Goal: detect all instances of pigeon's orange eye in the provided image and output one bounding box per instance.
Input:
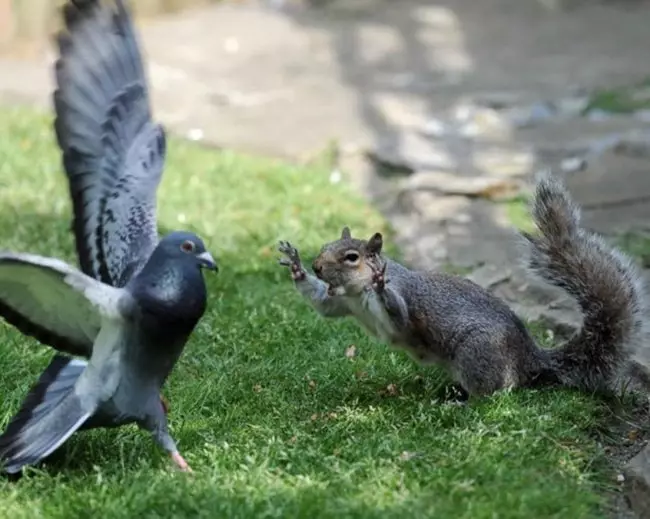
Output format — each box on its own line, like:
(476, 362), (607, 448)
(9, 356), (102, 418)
(180, 240), (195, 253)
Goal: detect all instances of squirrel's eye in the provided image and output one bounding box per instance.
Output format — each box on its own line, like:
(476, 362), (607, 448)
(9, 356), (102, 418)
(344, 252), (359, 263)
(180, 240), (196, 253)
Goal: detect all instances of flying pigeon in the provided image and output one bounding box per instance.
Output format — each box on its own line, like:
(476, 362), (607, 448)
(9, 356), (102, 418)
(0, 0), (217, 474)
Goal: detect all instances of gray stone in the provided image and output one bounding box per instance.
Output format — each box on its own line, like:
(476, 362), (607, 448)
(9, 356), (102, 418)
(506, 102), (557, 129)
(585, 108), (613, 122)
(467, 264), (512, 289)
(555, 96), (590, 118)
(623, 444), (650, 519)
(633, 109), (650, 123)
(564, 152), (650, 234)
(400, 171), (523, 200)
(559, 156), (587, 173)
(615, 131), (650, 158)
(367, 131), (457, 173)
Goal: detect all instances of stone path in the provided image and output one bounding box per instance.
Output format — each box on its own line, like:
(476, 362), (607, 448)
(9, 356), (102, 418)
(3, 0), (650, 515)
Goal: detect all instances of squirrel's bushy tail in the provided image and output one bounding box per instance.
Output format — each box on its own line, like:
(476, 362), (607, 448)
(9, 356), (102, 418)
(522, 171), (647, 391)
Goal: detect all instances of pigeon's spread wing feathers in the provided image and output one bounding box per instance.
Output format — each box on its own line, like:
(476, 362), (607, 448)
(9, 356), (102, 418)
(54, 0), (163, 287)
(0, 252), (125, 357)
(0, 355), (89, 473)
(0, 355), (85, 438)
(0, 383), (94, 474)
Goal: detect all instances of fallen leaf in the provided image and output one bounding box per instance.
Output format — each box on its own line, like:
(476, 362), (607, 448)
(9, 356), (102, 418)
(355, 371), (368, 379)
(288, 436), (297, 444)
(328, 412), (338, 420)
(628, 429), (639, 441)
(386, 383), (398, 396)
(333, 448), (341, 456)
(310, 413), (319, 421)
(345, 345), (357, 359)
(399, 451), (418, 461)
(308, 380), (316, 390)
(253, 384), (262, 393)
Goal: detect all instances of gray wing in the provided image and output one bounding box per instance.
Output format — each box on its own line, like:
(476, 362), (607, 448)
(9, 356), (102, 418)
(0, 356), (91, 473)
(0, 350), (122, 474)
(0, 251), (126, 358)
(0, 253), (128, 473)
(53, 0), (164, 288)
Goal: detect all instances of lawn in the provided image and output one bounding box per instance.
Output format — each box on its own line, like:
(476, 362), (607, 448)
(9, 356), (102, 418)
(0, 106), (627, 518)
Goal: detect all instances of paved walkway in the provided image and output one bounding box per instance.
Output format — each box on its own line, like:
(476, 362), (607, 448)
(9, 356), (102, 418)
(3, 0), (650, 264)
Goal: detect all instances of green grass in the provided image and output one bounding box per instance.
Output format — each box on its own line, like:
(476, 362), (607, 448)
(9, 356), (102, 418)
(0, 106), (623, 518)
(502, 194), (535, 234)
(585, 77), (650, 114)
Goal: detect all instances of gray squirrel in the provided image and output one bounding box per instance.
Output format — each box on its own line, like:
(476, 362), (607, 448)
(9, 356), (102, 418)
(277, 171), (649, 397)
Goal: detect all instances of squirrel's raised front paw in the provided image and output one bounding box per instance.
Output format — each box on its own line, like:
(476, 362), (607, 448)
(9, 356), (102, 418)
(278, 240), (306, 281)
(370, 258), (388, 293)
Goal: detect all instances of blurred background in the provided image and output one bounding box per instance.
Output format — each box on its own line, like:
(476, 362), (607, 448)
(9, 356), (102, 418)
(2, 0), (650, 337)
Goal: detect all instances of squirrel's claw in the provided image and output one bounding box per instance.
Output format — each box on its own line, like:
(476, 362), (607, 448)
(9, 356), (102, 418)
(278, 240), (306, 281)
(370, 258), (388, 293)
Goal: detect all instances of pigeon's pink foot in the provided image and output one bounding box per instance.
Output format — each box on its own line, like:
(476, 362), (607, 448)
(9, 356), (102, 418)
(171, 451), (192, 472)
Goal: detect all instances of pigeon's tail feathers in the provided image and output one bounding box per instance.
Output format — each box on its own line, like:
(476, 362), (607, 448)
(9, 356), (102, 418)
(0, 355), (86, 445)
(0, 364), (94, 474)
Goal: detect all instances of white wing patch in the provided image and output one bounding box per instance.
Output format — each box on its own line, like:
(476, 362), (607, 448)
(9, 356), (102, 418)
(0, 252), (127, 355)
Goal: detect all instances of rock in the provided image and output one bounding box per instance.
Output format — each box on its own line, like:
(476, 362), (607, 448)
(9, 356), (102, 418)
(420, 117), (451, 139)
(467, 264), (512, 289)
(614, 130), (650, 158)
(469, 265), (583, 338)
(585, 108), (613, 122)
(585, 133), (625, 156)
(555, 95), (590, 118)
(367, 131), (457, 174)
(505, 101), (557, 129)
(634, 109), (650, 123)
(453, 104), (511, 138)
(623, 444), (650, 519)
(564, 151), (650, 234)
(400, 171), (523, 200)
(559, 156), (587, 173)
(445, 199), (521, 269)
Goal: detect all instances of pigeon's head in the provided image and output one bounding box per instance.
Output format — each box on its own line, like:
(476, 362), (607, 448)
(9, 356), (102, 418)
(158, 231), (218, 273)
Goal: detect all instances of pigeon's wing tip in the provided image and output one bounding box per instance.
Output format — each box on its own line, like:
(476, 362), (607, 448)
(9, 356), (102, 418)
(0, 354), (84, 446)
(54, 0), (162, 287)
(0, 381), (93, 473)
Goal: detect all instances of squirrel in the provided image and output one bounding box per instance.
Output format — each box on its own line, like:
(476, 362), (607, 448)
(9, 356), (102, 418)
(277, 171), (649, 397)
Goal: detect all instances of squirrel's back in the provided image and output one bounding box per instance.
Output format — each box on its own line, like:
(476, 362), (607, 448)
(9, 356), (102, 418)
(391, 265), (551, 392)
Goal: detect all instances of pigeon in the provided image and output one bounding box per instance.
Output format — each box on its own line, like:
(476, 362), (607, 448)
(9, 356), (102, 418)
(0, 0), (217, 475)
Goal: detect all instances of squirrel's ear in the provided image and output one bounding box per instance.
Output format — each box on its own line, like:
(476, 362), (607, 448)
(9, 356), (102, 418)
(366, 232), (383, 255)
(341, 226), (352, 240)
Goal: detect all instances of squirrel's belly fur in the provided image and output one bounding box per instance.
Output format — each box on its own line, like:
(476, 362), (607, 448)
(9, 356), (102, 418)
(346, 289), (448, 366)
(346, 291), (400, 344)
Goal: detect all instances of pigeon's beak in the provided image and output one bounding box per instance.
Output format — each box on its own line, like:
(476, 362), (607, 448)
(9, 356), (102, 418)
(197, 251), (218, 272)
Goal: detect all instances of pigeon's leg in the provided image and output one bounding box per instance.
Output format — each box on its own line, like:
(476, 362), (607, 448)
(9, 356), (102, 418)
(160, 395), (170, 415)
(140, 401), (192, 473)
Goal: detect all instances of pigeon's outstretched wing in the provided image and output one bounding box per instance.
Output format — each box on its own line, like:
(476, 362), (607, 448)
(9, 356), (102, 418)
(53, 0), (164, 288)
(0, 251), (124, 356)
(0, 253), (128, 473)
